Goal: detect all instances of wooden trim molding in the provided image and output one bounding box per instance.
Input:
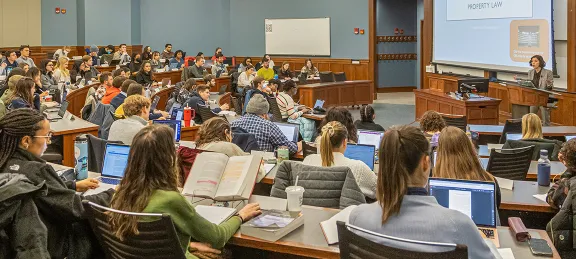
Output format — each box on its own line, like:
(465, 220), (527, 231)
(569, 0), (576, 92)
(423, 0), (434, 89)
(369, 0), (377, 100)
(377, 86), (417, 93)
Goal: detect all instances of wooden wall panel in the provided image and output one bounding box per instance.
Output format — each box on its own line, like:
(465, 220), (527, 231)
(569, 0), (575, 92)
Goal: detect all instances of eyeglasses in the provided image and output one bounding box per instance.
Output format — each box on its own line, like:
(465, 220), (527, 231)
(34, 132), (54, 143)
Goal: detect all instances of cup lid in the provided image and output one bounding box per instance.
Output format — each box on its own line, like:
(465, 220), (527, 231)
(286, 186), (304, 192)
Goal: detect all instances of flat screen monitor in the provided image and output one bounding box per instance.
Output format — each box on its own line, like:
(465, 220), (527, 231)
(152, 120), (182, 142)
(274, 122), (299, 142)
(457, 78), (489, 94)
(428, 178), (496, 228)
(102, 144), (130, 178)
(344, 144), (376, 171)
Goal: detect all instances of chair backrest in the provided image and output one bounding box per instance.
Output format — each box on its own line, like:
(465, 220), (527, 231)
(151, 87), (176, 112)
(319, 71), (335, 83)
(334, 72), (347, 82)
(271, 161), (366, 209)
(486, 146), (535, 180)
(219, 92), (232, 107)
(231, 126), (260, 152)
(503, 139), (559, 161)
(82, 201), (187, 259)
(267, 96), (285, 122)
(196, 104), (218, 123)
(439, 113), (467, 132)
(302, 141), (317, 158)
(499, 119), (523, 144)
(337, 221), (468, 259)
(86, 134), (123, 173)
(232, 97), (243, 114)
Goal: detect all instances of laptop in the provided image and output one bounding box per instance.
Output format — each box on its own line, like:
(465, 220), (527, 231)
(428, 178), (500, 247)
(45, 101), (69, 120)
(171, 108), (184, 121)
(169, 63), (179, 70)
(109, 59), (120, 66)
(565, 135), (576, 142)
(153, 120), (182, 142)
(344, 143), (376, 171)
(99, 143), (131, 186)
(314, 99), (325, 109)
(274, 122), (299, 142)
(357, 130), (384, 150)
(506, 133), (522, 141)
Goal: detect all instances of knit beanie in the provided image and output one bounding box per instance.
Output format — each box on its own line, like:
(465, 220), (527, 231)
(246, 94), (269, 115)
(90, 45), (99, 53)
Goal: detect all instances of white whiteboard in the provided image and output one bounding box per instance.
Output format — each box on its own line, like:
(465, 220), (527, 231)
(265, 18), (331, 56)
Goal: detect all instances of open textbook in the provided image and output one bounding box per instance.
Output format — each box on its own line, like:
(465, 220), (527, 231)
(182, 153), (262, 201)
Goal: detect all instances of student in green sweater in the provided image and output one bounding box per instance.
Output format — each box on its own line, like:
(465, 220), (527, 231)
(108, 124), (262, 259)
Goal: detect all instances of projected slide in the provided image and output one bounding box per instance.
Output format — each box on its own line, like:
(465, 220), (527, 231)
(433, 0), (553, 73)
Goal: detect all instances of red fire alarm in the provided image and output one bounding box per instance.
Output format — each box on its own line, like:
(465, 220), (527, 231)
(394, 28), (399, 35)
(400, 29), (405, 35)
(55, 7), (60, 14)
(354, 28), (359, 35)
(359, 29), (365, 35)
(62, 9), (67, 14)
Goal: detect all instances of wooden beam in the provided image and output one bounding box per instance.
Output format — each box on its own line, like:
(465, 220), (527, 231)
(369, 0), (377, 100)
(569, 0), (576, 92)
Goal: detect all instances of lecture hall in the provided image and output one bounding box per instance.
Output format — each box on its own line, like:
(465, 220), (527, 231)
(0, 0), (575, 258)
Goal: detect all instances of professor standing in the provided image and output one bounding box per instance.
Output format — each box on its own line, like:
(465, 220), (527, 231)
(528, 55), (554, 125)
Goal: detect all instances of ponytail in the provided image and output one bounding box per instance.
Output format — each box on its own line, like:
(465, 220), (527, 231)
(377, 126), (429, 224)
(320, 121), (348, 167)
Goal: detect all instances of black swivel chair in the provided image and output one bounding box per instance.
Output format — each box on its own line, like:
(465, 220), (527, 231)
(337, 221), (468, 259)
(302, 141), (318, 158)
(86, 134), (123, 174)
(439, 113), (467, 132)
(232, 97), (243, 114)
(267, 97), (286, 122)
(82, 201), (187, 259)
(486, 146), (535, 180)
(196, 104), (218, 123)
(499, 119), (523, 144)
(334, 72), (347, 82)
(319, 71), (335, 83)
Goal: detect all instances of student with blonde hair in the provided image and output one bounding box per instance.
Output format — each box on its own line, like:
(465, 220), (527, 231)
(522, 113), (543, 139)
(349, 126), (492, 259)
(434, 126), (501, 207)
(303, 121), (377, 199)
(53, 56), (71, 84)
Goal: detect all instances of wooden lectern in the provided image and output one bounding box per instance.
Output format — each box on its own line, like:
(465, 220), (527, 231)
(507, 85), (558, 119)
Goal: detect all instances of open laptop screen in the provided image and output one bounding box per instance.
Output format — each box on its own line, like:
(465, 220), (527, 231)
(314, 99), (325, 109)
(506, 133), (522, 141)
(344, 144), (376, 171)
(274, 122), (299, 142)
(102, 144), (130, 178)
(428, 178), (496, 227)
(565, 135), (576, 142)
(153, 120), (182, 142)
(357, 130), (384, 150)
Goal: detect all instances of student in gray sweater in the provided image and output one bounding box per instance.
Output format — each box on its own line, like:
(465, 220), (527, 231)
(349, 126), (494, 259)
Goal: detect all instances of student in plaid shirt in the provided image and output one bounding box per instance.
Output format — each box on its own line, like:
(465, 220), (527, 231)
(231, 94), (299, 154)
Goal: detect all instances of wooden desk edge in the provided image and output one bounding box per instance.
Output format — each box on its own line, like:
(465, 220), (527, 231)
(229, 233), (339, 259)
(500, 202), (555, 213)
(52, 126), (99, 136)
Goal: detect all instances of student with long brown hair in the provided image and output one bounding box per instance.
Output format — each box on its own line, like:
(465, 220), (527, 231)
(349, 126), (492, 258)
(434, 126), (501, 207)
(318, 107), (358, 143)
(196, 117), (246, 157)
(8, 77), (40, 110)
(109, 124), (261, 258)
(303, 121), (376, 199)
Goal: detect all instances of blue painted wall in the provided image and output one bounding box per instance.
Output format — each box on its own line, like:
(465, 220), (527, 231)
(140, 0), (230, 57)
(84, 0), (132, 45)
(229, 0), (369, 59)
(376, 0), (417, 88)
(131, 0), (141, 45)
(41, 0), (78, 46)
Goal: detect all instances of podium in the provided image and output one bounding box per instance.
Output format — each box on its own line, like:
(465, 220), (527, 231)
(507, 85), (559, 119)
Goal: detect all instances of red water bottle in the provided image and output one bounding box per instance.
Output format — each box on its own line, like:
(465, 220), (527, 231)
(183, 106), (194, 127)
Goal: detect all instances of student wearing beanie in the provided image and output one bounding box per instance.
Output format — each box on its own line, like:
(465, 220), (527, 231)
(231, 94), (299, 154)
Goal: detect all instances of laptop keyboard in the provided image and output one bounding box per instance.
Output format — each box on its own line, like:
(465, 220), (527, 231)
(101, 177), (120, 185)
(479, 228), (495, 239)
